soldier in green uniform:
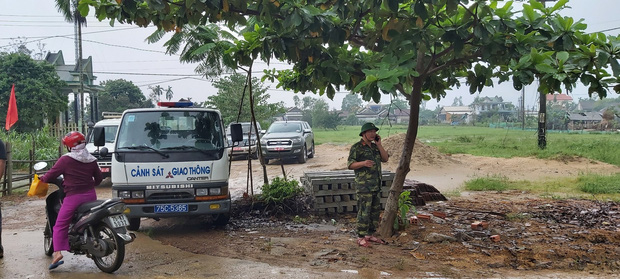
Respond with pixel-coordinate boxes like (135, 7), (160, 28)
(347, 123), (388, 247)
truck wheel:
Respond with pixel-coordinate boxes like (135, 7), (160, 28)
(213, 213), (230, 226)
(298, 145), (308, 164)
(128, 217), (141, 231)
(251, 150), (259, 159)
(308, 141), (315, 158)
(262, 157), (270, 164)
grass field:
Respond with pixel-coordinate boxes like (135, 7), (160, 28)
(314, 125), (620, 166)
(315, 125), (620, 200)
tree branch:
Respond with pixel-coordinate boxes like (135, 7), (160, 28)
(427, 51), (482, 76)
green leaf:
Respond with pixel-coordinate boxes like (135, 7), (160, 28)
(550, 0), (569, 13)
(535, 63), (557, 74)
(77, 3), (90, 17)
(522, 5), (537, 23)
(556, 51), (569, 63)
(414, 1), (428, 19)
(610, 58), (620, 77)
(446, 0), (458, 16)
(387, 0), (399, 13)
(597, 51), (611, 68)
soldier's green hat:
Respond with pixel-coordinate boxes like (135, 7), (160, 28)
(359, 122), (379, 136)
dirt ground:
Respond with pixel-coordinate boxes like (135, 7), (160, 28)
(149, 137), (620, 278)
(3, 135), (620, 278)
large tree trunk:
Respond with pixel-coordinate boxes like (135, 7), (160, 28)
(377, 78), (422, 238)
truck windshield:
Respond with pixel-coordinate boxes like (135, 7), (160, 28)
(116, 111), (224, 151)
(268, 122), (301, 133)
(88, 126), (117, 143)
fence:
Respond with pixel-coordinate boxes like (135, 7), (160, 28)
(49, 122), (81, 139)
(1, 141), (59, 196)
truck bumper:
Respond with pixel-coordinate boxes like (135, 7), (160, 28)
(124, 199), (231, 218)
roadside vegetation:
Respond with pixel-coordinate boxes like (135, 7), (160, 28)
(465, 173), (620, 202)
(316, 125), (620, 201)
(0, 127), (60, 161)
(315, 125), (620, 166)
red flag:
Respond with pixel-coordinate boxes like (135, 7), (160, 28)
(6, 84), (18, 130)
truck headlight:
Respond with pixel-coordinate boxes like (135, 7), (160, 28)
(132, 191), (145, 198)
(260, 138), (267, 145)
(196, 188), (209, 196)
(292, 137), (302, 143)
(209, 188), (221, 195)
(118, 191), (131, 199)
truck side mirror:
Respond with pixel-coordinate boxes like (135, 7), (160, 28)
(93, 127), (106, 147)
(230, 123), (243, 142)
(99, 147), (109, 157)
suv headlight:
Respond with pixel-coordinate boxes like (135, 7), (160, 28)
(292, 137), (302, 143)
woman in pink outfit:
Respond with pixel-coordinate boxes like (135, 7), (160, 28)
(40, 131), (103, 270)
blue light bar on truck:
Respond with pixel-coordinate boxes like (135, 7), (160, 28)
(158, 101), (194, 107)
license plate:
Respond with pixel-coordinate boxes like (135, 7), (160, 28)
(100, 167), (110, 173)
(108, 215), (129, 228)
(233, 147), (242, 151)
(274, 147), (285, 151)
(154, 204), (189, 213)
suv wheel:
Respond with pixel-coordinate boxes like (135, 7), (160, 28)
(308, 141), (315, 158)
(298, 145), (308, 164)
(262, 157), (270, 164)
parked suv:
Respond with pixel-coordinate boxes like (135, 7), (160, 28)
(259, 121), (314, 164)
(226, 122), (261, 159)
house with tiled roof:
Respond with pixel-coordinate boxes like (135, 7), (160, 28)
(438, 106), (473, 124)
(546, 93), (573, 108)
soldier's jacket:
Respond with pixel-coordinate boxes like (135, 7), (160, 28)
(347, 139), (382, 193)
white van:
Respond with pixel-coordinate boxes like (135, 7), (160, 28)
(93, 101), (242, 231)
(86, 118), (121, 178)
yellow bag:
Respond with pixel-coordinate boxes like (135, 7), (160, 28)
(27, 174), (49, 197)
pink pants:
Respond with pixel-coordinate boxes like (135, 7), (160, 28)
(53, 190), (97, 252)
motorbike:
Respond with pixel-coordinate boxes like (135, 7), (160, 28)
(35, 162), (135, 273)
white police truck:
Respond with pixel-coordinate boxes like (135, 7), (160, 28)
(87, 113), (121, 178)
(93, 101), (242, 230)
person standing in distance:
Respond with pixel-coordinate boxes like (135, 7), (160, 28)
(347, 122), (388, 247)
(0, 139), (6, 258)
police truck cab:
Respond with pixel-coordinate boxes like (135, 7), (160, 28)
(94, 101), (242, 230)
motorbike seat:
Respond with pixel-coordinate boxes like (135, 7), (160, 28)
(77, 200), (106, 213)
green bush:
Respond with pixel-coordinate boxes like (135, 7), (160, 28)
(259, 177), (303, 205)
(578, 173), (620, 194)
(465, 175), (510, 191)
(1, 126), (60, 161)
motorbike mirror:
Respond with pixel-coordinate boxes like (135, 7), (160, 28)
(33, 161), (48, 171)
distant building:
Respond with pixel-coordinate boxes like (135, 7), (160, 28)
(355, 107), (379, 123)
(546, 93), (573, 108)
(567, 112), (602, 130)
(470, 96), (515, 118)
(577, 99), (596, 111)
(438, 106), (473, 124)
(45, 50), (103, 125)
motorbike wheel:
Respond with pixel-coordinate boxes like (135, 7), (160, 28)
(43, 220), (54, 256)
(92, 223), (126, 273)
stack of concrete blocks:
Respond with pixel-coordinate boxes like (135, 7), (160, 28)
(301, 170), (395, 214)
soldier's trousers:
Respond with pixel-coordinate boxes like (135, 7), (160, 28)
(356, 191), (381, 237)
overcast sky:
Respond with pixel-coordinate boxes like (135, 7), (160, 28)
(1, 0), (619, 112)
